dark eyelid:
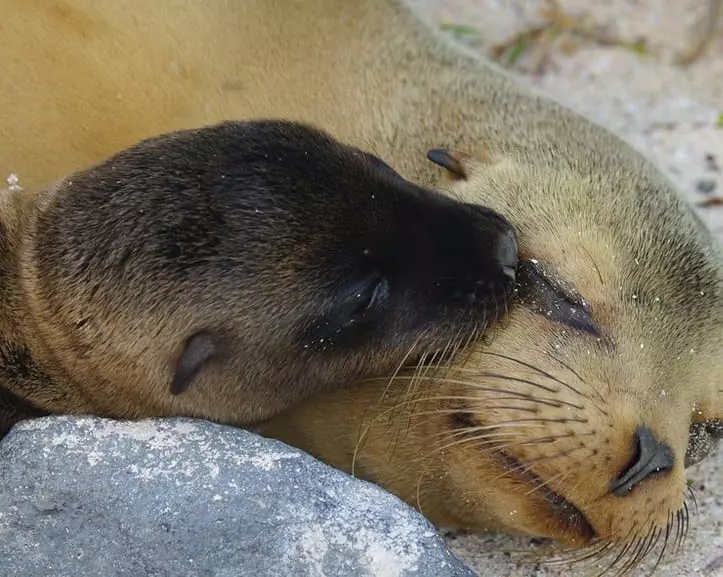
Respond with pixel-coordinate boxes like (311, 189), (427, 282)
(515, 259), (601, 337)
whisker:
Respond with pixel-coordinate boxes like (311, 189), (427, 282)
(581, 245), (605, 286)
(351, 391), (490, 475)
(436, 428), (583, 446)
(383, 333), (425, 408)
(618, 525), (654, 575)
(648, 512), (673, 575)
(485, 447), (583, 485)
(397, 345), (430, 411)
(545, 351), (587, 385)
(414, 462), (434, 518)
(461, 404), (540, 413)
(586, 543), (621, 575)
(635, 525), (662, 573)
(359, 372), (589, 412)
(601, 532), (639, 576)
(523, 468), (569, 497)
(357, 393), (553, 414)
(481, 350), (610, 411)
(686, 484), (700, 517)
(543, 521), (641, 574)
(462, 392), (582, 410)
(517, 446), (586, 469)
(385, 319), (483, 460)
(681, 500), (691, 546)
(610, 537), (640, 576)
(353, 332), (429, 475)
(412, 411), (588, 428)
(673, 508), (685, 554)
(390, 347), (438, 450)
(426, 432), (585, 462)
(430, 429), (521, 448)
(350, 378), (593, 475)
(539, 538), (611, 567)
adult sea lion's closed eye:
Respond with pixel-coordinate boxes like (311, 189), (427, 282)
(515, 259), (601, 337)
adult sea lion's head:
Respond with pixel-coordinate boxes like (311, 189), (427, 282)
(262, 128), (722, 573)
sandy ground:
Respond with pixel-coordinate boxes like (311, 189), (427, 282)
(405, 1), (723, 575)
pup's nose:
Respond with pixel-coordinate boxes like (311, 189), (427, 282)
(497, 229), (519, 282)
(610, 425), (675, 497)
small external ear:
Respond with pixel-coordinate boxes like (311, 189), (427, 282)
(170, 331), (216, 396)
(426, 148), (476, 180)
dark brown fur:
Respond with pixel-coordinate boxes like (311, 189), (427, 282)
(0, 119), (518, 434)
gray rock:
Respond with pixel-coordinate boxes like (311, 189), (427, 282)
(0, 416), (475, 577)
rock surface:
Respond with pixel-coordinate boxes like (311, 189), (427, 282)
(0, 416), (475, 577)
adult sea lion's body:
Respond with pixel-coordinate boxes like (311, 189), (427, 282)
(0, 118), (518, 436)
(1, 0), (721, 571)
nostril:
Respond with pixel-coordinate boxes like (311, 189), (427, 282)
(610, 425), (675, 497)
(497, 229), (519, 282)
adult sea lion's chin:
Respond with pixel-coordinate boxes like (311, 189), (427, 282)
(260, 150), (723, 572)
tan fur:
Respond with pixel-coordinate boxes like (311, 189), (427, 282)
(2, 0), (722, 569)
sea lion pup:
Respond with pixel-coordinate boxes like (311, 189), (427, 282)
(2, 0), (722, 573)
(0, 119), (518, 436)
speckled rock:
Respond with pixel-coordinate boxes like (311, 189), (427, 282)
(0, 416), (475, 577)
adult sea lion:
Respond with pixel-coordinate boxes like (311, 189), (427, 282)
(0, 118), (518, 436)
(1, 0), (721, 573)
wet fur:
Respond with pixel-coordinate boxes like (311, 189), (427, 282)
(1, 0), (722, 573)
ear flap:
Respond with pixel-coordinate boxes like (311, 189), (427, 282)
(426, 148), (476, 180)
(170, 331), (216, 396)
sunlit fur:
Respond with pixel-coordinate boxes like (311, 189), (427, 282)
(1, 0), (721, 574)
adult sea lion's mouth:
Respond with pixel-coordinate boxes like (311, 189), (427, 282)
(492, 448), (597, 545)
(450, 410), (596, 543)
